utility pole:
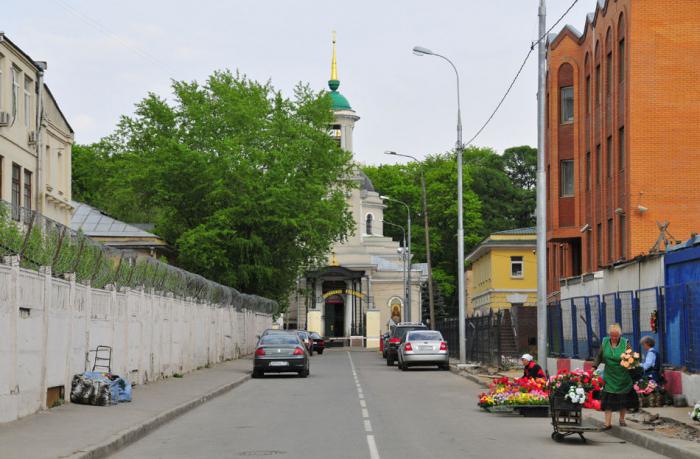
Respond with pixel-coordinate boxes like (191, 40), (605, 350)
(536, 0), (548, 372)
(419, 172), (436, 329)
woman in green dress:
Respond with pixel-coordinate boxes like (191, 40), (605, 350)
(593, 323), (639, 429)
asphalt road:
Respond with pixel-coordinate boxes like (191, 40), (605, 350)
(114, 350), (663, 459)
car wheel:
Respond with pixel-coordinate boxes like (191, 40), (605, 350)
(382, 350), (387, 358)
(440, 363), (450, 371)
(252, 370), (262, 378)
(386, 356), (394, 366)
(299, 369), (309, 378)
(318, 349), (324, 355)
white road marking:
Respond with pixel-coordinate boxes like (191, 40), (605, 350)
(367, 435), (380, 459)
(348, 352), (381, 459)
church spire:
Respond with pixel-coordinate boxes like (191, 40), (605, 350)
(329, 31), (340, 92)
(330, 31), (338, 81)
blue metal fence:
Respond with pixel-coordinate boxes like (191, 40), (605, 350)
(549, 288), (664, 360)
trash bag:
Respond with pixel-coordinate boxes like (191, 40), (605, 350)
(71, 372), (112, 406)
(110, 376), (132, 403)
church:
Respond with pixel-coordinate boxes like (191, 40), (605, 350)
(285, 36), (425, 347)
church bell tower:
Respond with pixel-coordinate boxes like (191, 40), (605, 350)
(328, 32), (359, 153)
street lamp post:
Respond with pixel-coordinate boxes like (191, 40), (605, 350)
(412, 45), (466, 363)
(382, 220), (407, 315)
(380, 195), (412, 322)
(385, 151), (435, 329)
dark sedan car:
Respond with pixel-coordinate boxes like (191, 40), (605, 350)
(253, 334), (309, 378)
(309, 332), (325, 355)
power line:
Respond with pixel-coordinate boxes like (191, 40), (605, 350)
(464, 0), (579, 148)
(54, 0), (168, 69)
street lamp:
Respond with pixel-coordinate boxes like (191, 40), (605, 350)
(381, 220), (407, 317)
(380, 195), (412, 322)
(385, 150), (435, 329)
(413, 45), (466, 363)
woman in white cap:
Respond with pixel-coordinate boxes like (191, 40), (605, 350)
(521, 354), (545, 379)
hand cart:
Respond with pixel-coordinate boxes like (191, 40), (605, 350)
(550, 395), (602, 442)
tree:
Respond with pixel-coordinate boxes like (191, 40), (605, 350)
(503, 145), (537, 191)
(72, 71), (356, 304)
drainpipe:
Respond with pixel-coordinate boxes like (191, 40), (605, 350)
(34, 61), (47, 214)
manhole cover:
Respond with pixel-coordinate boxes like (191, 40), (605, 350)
(238, 451), (286, 456)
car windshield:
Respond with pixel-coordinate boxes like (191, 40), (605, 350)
(309, 332), (321, 339)
(393, 326), (426, 340)
(297, 332), (308, 339)
(407, 331), (443, 341)
(260, 335), (299, 346)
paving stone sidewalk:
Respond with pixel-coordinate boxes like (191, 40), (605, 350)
(0, 358), (253, 459)
(450, 360), (700, 459)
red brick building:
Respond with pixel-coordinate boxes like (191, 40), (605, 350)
(546, 0), (700, 295)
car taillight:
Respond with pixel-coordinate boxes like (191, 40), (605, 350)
(255, 347), (265, 356)
(389, 338), (401, 344)
(404, 342), (413, 352)
(440, 341), (447, 351)
(319, 340), (325, 345)
(293, 347), (304, 355)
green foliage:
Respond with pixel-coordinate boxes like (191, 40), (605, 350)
(72, 71), (355, 304)
(363, 145), (537, 314)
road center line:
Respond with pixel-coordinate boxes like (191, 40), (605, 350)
(348, 352), (381, 459)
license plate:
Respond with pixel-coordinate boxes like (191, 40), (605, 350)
(419, 346), (433, 351)
(269, 361), (289, 367)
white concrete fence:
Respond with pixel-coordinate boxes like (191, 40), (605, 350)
(0, 257), (272, 423)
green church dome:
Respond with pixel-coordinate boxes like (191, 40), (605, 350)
(328, 79), (352, 111)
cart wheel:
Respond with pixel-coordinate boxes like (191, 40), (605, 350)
(579, 433), (586, 443)
(551, 432), (564, 442)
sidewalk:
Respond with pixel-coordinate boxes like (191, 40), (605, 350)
(0, 358), (253, 459)
(449, 360), (700, 459)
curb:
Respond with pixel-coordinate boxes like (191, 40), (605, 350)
(583, 415), (700, 459)
(71, 373), (251, 459)
(448, 363), (700, 459)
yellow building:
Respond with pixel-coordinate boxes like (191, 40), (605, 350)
(466, 228), (537, 316)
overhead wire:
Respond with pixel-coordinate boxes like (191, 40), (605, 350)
(463, 0), (580, 148)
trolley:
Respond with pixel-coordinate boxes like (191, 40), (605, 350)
(549, 395), (602, 442)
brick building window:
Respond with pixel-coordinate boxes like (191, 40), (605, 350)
(619, 214), (626, 259)
(607, 218), (614, 263)
(560, 160), (574, 197)
(606, 136), (613, 179)
(585, 151), (591, 191)
(11, 164), (20, 220)
(619, 39), (625, 83)
(587, 230), (592, 272)
(596, 145), (601, 185)
(597, 223), (603, 267)
(595, 64), (601, 107)
(585, 75), (591, 115)
(618, 127), (625, 171)
(511, 256), (524, 278)
(560, 86), (574, 124)
(606, 52), (613, 96)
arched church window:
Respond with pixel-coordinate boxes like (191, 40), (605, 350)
(365, 213), (373, 235)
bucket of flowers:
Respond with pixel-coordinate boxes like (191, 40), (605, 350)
(634, 377), (658, 407)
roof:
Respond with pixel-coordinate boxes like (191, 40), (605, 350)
(0, 32), (43, 73)
(547, 0), (616, 50)
(70, 201), (164, 240)
(328, 79), (352, 111)
(466, 227), (536, 263)
(359, 171), (375, 192)
(492, 227), (536, 236)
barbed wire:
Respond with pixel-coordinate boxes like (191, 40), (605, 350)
(0, 202), (277, 314)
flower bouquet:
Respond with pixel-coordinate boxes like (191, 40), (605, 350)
(620, 349), (640, 369)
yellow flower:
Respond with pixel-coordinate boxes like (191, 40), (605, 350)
(628, 358), (635, 364)
(621, 361), (630, 368)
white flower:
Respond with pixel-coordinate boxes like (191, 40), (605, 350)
(576, 387), (585, 395)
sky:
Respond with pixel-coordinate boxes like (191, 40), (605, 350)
(4, 0), (596, 165)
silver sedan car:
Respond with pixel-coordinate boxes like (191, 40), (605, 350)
(397, 330), (450, 371)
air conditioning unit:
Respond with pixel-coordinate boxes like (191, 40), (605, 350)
(28, 131), (37, 145)
(0, 111), (10, 126)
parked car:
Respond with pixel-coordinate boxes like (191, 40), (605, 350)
(296, 330), (314, 355)
(309, 332), (325, 355)
(381, 331), (391, 358)
(253, 333), (309, 378)
(397, 330), (449, 371)
(385, 322), (428, 366)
